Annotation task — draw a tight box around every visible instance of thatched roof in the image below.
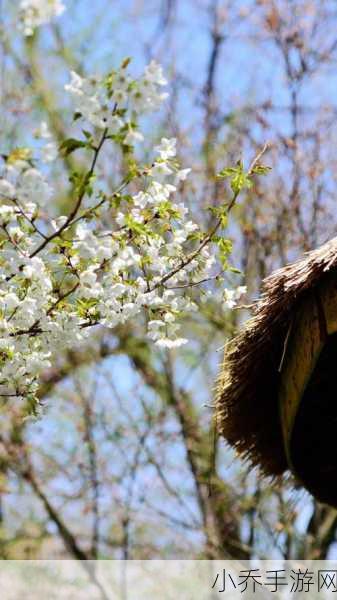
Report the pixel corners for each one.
[216,236,337,477]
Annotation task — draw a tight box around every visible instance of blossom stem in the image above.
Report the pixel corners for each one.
[30,128,109,259]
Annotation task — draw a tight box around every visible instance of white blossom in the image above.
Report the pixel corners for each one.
[65,61,167,131]
[144,61,168,87]
[148,319,187,348]
[223,285,247,309]
[175,168,191,183]
[19,0,65,36]
[124,130,144,145]
[155,138,176,160]
[0,179,16,199]
[17,168,53,207]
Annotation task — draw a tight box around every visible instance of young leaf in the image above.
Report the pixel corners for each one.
[59,138,88,157]
[251,164,272,175]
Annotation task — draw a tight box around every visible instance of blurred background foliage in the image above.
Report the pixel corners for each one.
[1,0,337,560]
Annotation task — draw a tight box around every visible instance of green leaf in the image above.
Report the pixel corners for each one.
[59,138,88,157]
[217,157,270,197]
[121,57,132,69]
[217,238,233,254]
[217,162,252,194]
[230,171,252,194]
[251,164,272,175]
[82,130,93,141]
[216,167,237,179]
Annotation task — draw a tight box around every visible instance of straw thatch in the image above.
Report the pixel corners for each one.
[216,236,337,477]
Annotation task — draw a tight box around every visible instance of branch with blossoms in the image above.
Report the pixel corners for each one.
[0,58,270,410]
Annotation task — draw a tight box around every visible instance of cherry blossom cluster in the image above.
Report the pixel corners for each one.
[0,60,247,407]
[19,0,65,36]
[64,60,168,129]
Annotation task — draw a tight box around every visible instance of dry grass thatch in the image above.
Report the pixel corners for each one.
[215,236,337,477]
